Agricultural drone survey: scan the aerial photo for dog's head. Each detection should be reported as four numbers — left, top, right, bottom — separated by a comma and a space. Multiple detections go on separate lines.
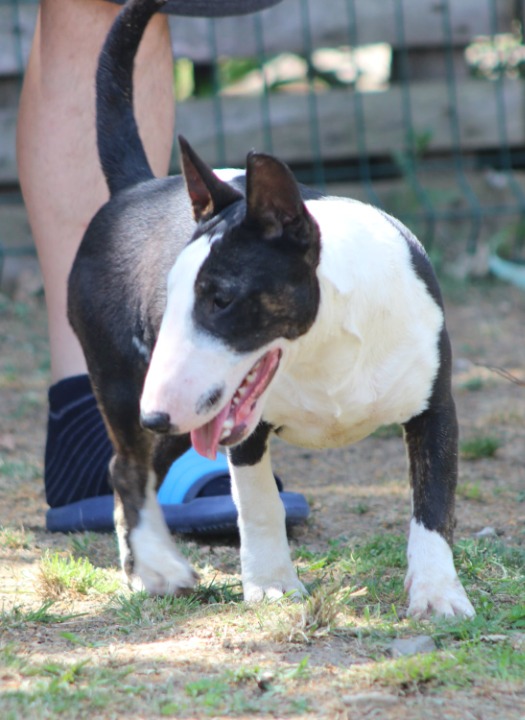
140, 137, 321, 459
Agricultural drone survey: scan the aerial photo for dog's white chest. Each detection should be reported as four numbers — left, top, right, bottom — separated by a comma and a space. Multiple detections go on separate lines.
265, 335, 429, 449
266, 338, 382, 448
263, 198, 444, 448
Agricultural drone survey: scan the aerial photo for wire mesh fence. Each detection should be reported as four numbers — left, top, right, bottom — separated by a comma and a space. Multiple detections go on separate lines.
2, 0, 525, 283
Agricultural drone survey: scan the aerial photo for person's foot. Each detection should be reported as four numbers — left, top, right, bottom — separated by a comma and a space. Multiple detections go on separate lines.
44, 375, 309, 535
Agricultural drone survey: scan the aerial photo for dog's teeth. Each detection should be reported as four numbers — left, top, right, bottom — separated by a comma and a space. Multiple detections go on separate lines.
222, 418, 235, 431
246, 371, 257, 383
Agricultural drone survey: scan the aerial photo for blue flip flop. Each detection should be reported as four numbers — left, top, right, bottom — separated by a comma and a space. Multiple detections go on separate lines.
45, 448, 309, 535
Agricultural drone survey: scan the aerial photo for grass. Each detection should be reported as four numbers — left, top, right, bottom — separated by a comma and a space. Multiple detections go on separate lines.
264, 584, 343, 643
39, 552, 120, 599
160, 659, 311, 717
460, 377, 485, 392
351, 502, 370, 515
456, 482, 484, 502
0, 457, 41, 482
0, 637, 312, 719
0, 601, 75, 630
0, 525, 34, 550
0, 648, 138, 720
110, 590, 201, 629
353, 641, 525, 691
460, 435, 501, 460
2, 533, 524, 718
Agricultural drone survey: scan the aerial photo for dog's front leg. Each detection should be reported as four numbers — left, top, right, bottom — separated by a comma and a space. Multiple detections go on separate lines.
111, 455, 197, 595
229, 424, 306, 602
403, 349, 475, 618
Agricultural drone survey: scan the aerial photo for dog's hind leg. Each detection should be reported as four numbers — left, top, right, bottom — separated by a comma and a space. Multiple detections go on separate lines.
228, 423, 306, 602
402, 331, 475, 619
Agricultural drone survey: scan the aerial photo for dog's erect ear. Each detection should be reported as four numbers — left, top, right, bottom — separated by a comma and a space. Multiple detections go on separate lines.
178, 136, 243, 222
245, 152, 316, 249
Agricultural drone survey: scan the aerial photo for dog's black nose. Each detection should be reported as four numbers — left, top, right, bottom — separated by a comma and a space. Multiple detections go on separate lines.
140, 411, 172, 434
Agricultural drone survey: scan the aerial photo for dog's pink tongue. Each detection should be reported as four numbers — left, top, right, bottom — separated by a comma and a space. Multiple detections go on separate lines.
190, 404, 231, 460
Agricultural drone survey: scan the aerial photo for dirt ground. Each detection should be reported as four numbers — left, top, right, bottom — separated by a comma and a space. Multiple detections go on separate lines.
0, 276, 524, 718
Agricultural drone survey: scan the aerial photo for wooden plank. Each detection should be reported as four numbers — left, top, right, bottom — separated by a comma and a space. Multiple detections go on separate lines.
0, 0, 518, 74
168, 0, 517, 62
171, 78, 525, 170
2, 77, 524, 184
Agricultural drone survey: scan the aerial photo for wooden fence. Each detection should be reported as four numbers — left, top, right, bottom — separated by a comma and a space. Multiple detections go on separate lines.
1, 0, 523, 185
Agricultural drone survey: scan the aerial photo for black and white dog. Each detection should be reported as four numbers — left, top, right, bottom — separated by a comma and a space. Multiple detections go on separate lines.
69, 0, 474, 618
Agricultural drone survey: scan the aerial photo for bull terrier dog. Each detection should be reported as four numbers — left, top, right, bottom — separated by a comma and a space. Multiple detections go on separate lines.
68, 0, 474, 618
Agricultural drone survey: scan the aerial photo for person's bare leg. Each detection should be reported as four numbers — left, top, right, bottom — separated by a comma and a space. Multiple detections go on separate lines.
17, 0, 174, 383
16, 0, 174, 508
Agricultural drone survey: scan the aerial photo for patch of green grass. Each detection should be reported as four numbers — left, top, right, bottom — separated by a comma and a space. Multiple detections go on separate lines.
295, 534, 525, 642
110, 577, 244, 632
159, 658, 311, 717
0, 457, 41, 481
456, 538, 524, 591
193, 577, 244, 605
351, 502, 370, 515
111, 591, 200, 629
67, 533, 118, 569
456, 482, 484, 502
68, 534, 99, 556
109, 580, 248, 632
347, 535, 407, 613
460, 435, 501, 460
0, 643, 314, 719
460, 377, 484, 392
295, 535, 406, 618
0, 525, 34, 550
344, 538, 525, 691
355, 641, 525, 692
0, 601, 77, 630
0, 647, 137, 720
264, 585, 343, 643
39, 552, 120, 599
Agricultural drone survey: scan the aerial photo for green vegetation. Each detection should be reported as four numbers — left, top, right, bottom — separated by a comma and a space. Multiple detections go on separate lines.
460, 435, 501, 460
0, 525, 34, 550
1, 534, 523, 717
39, 552, 120, 599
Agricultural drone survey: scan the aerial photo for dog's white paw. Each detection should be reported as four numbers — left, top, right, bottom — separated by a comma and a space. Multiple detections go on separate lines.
405, 573, 475, 619
405, 519, 475, 619
243, 566, 307, 603
131, 549, 198, 596
229, 455, 306, 602
124, 487, 198, 596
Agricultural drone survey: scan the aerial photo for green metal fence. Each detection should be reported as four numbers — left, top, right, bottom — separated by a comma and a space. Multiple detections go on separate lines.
2, 0, 525, 279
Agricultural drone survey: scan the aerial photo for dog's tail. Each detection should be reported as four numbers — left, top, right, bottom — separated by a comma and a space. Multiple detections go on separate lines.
96, 0, 167, 196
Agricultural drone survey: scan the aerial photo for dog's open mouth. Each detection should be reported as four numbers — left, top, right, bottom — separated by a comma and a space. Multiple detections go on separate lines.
190, 348, 282, 459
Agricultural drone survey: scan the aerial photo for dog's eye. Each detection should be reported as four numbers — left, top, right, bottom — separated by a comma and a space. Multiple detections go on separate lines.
213, 293, 233, 311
